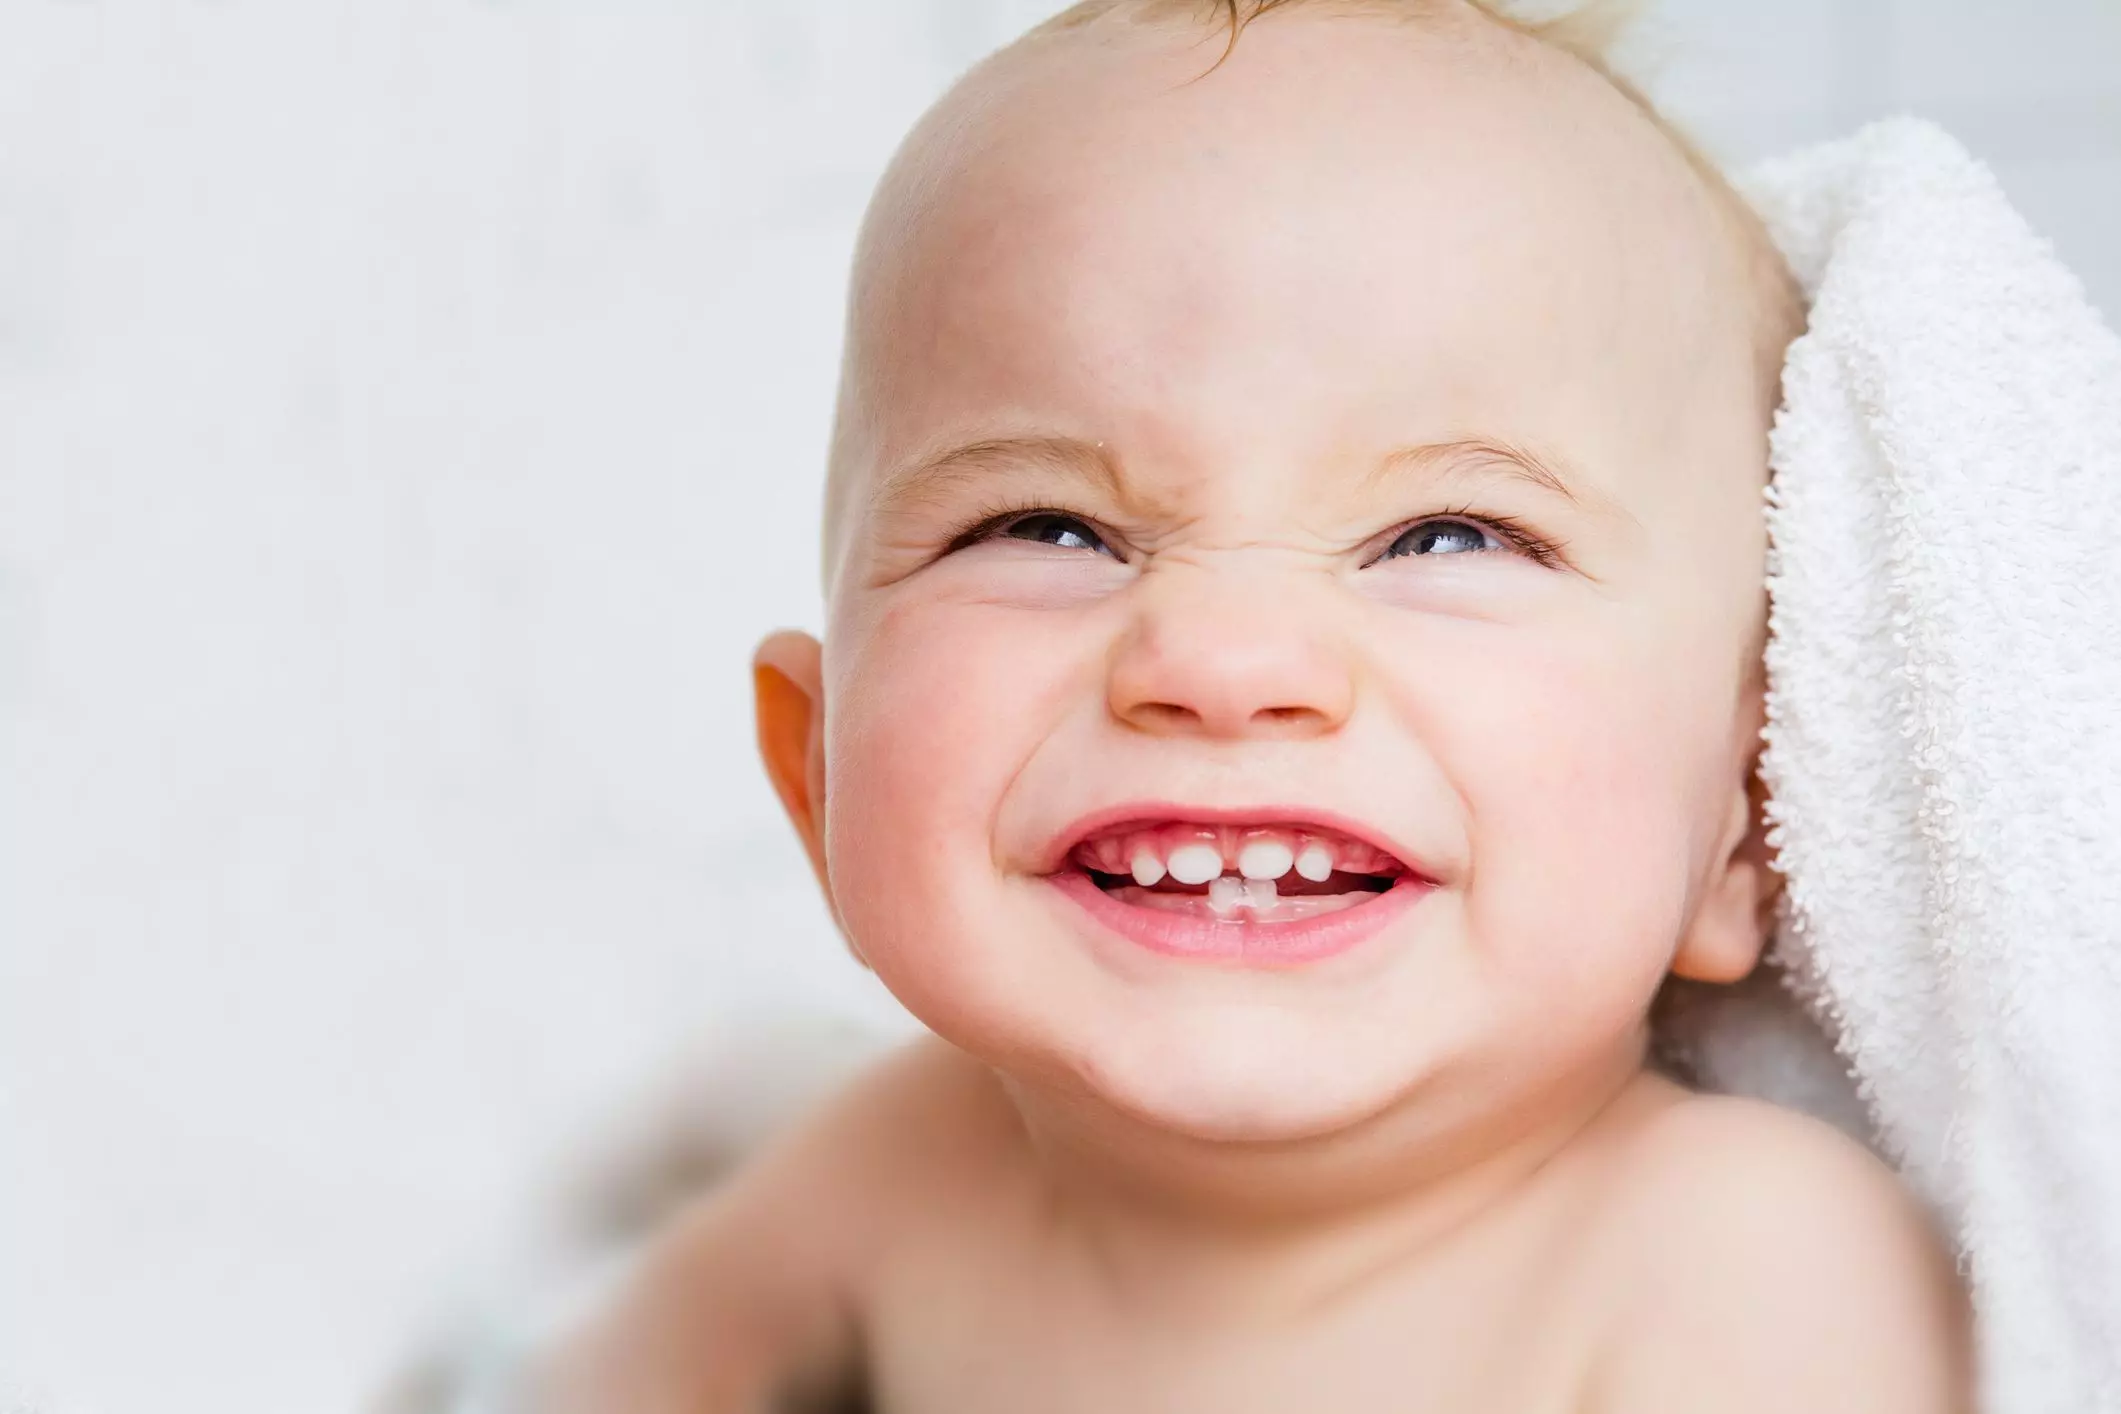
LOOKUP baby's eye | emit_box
[993,512,1122,559]
[1376,517,1501,561]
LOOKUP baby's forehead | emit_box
[825,7,1765,566]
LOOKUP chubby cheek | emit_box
[1420,624,1728,1034]
[819,593,1089,1032]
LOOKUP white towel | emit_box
[1662,117,2121,1414]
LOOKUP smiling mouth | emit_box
[1064,820,1409,924]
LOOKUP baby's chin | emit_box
[1031,1005,1452,1146]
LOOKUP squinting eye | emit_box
[1378,517,1500,560]
[999,512,1121,559]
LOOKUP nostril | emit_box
[1252,705,1331,733]
[1106,595,1355,740]
[1125,701,1204,732]
[1115,700,1335,738]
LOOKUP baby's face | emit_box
[765,10,1778,1141]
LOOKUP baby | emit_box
[542,1,1972,1408]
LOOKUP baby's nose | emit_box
[1105,566,1354,740]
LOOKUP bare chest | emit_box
[857,1218,1605,1414]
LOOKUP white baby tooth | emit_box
[1247,876,1278,907]
[1295,843,1334,883]
[1238,839,1295,881]
[1208,875,1246,913]
[1129,849,1167,888]
[1167,842,1223,887]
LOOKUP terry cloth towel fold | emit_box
[1660,117,2121,1414]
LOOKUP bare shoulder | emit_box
[668,1029,1022,1243]
[535,1034,1019,1411]
[1585,1087,1975,1413]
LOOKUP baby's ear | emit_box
[753,630,836,913]
[1670,762,1780,985]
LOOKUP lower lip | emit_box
[1047,870,1431,966]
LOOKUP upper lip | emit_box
[1040,802,1428,879]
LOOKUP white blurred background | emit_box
[1,3,2114,1411]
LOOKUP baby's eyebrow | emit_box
[1368,437,1586,505]
[870,434,1125,517]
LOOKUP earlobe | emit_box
[753,629,832,903]
[1670,767,1780,985]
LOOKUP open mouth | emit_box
[1063,819,1411,925]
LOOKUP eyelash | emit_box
[940,500,1125,558]
[937,501,1567,569]
[1375,504,1568,570]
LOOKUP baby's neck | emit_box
[996,1040,1665,1325]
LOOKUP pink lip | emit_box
[1047,869,1431,966]
[1038,800,1436,968]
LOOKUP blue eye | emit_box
[1378,517,1500,560]
[999,512,1121,558]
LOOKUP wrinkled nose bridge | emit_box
[1105,560,1354,739]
